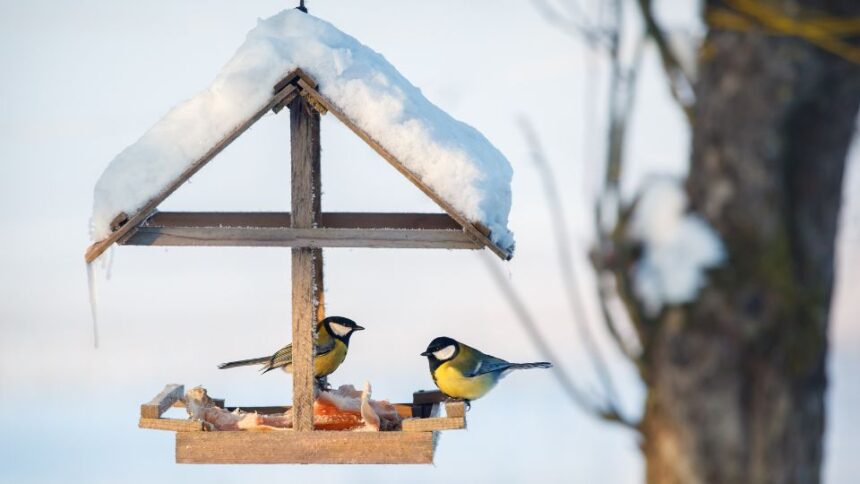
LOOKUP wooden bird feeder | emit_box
[85,68,512,464]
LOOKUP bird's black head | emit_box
[421,336,460,364]
[322,316,364,344]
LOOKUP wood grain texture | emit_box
[401,417,465,432]
[290,94,322,432]
[137,212,463,230]
[139,417,204,432]
[140,384,184,419]
[444,401,466,418]
[295,79,512,260]
[122,226,482,249]
[84,83,298,263]
[175,431,436,464]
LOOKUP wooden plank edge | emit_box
[141,384,184,419]
[139,417,204,432]
[444,401,466,418]
[175,431,436,464]
[401,417,466,432]
[141,212,463,231]
[122,226,483,249]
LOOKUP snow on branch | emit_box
[628,177,724,317]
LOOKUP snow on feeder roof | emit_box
[87,8,514,262]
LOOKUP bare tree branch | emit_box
[635,0,696,123]
[519,117,627,406]
[480,253,638,429]
[531,0,614,50]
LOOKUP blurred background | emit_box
[0,1,857,482]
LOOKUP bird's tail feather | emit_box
[218,356,270,369]
[508,362,553,370]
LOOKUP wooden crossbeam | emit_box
[135,211,464,230]
[120,211,479,249]
[121,226,481,250]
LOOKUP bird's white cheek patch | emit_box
[329,322,352,337]
[433,345,456,360]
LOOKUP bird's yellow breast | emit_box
[315,340,348,377]
[433,362,498,400]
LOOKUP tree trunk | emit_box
[640,1,860,483]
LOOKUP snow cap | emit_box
[91,9,514,252]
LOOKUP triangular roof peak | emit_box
[87,9,514,261]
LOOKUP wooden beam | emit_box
[139,417,204,432]
[289,94,322,433]
[175,431,436,464]
[138,211,463,230]
[121,226,482,250]
[140,384,184,419]
[84,81,299,264]
[444,401,466,418]
[401,416,466,432]
[295,79,513,260]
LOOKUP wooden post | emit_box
[289,94,324,432]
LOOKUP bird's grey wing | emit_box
[465,355,513,377]
[263,339,335,373]
[315,338,336,357]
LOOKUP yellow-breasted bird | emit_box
[421,336,552,401]
[218,316,364,379]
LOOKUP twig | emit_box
[596,270,642,363]
[635,0,696,123]
[519,117,626,406]
[531,0,614,50]
[480,253,638,430]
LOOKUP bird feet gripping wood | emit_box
[315,375,332,393]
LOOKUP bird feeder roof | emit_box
[87,9,514,261]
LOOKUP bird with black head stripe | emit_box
[218,316,364,384]
[421,336,552,403]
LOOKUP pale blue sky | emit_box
[0,1,857,482]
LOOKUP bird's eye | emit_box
[432,345,456,360]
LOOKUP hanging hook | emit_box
[297,0,307,13]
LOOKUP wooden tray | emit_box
[139,384,466,464]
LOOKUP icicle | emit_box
[104,246,115,281]
[86,261,100,349]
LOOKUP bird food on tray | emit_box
[183,383,401,432]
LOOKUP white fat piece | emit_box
[432,345,457,361]
[329,322,352,337]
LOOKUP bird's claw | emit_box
[315,376,332,392]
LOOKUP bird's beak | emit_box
[353,325,365,331]
[420,350,431,357]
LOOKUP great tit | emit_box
[421,336,552,401]
[218,316,364,379]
